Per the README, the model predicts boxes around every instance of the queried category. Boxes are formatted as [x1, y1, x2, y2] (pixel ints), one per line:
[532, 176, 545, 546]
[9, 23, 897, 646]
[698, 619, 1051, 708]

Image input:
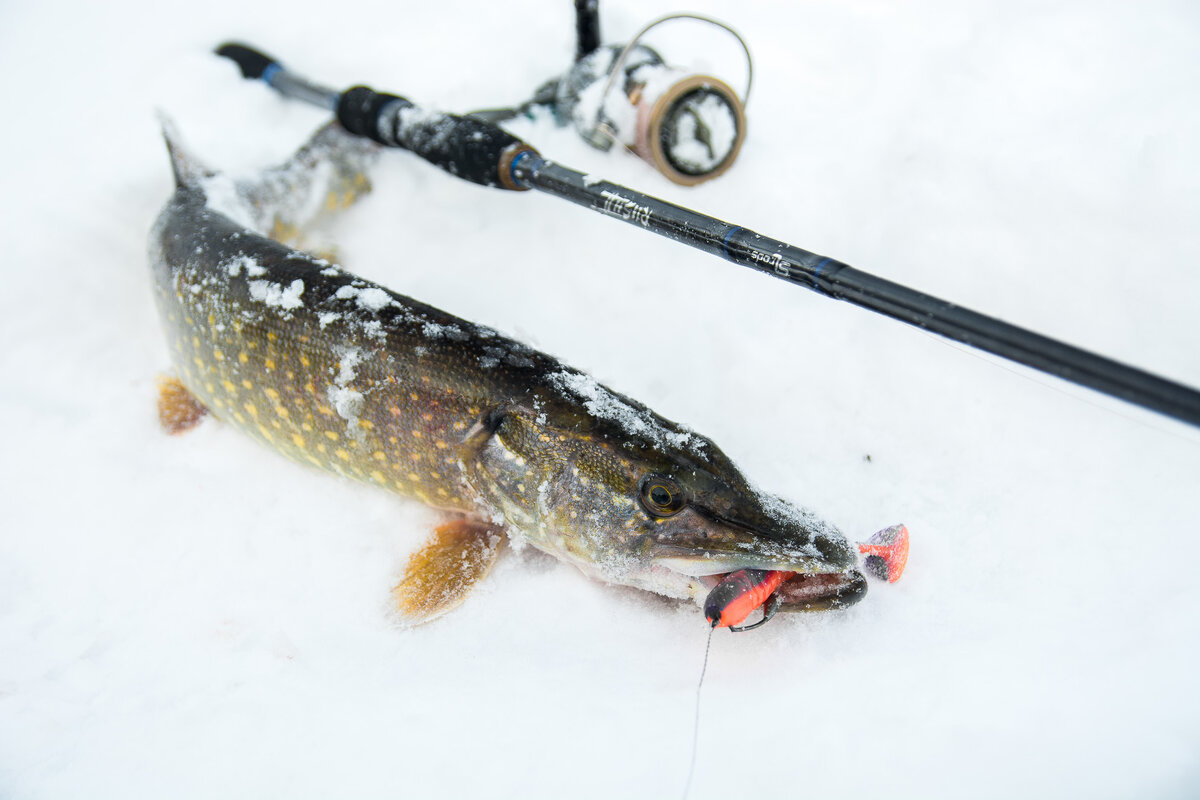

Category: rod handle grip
[337, 86, 537, 191]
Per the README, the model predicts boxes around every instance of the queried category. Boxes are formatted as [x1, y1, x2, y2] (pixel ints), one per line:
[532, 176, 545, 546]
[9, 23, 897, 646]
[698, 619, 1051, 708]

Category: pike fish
[149, 121, 868, 624]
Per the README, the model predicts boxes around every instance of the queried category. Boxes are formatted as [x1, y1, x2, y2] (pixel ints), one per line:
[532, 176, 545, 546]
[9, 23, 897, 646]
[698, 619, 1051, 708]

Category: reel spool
[558, 13, 752, 186]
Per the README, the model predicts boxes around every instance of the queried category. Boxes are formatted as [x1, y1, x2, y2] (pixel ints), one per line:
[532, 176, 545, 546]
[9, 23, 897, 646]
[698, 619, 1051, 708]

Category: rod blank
[215, 42, 1200, 429]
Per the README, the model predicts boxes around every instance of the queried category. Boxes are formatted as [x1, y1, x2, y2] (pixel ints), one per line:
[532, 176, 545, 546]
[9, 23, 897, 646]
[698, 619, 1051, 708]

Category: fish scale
[153, 184, 546, 513]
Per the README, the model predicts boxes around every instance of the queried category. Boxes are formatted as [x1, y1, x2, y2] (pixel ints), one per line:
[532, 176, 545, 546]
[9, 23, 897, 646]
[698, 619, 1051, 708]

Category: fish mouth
[655, 550, 868, 613]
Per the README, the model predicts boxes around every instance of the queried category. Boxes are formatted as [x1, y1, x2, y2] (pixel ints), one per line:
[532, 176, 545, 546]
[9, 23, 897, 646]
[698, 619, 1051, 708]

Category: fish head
[465, 371, 864, 607]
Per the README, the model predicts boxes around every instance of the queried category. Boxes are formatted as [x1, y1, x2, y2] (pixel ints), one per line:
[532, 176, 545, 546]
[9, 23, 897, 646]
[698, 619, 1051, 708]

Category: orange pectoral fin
[391, 519, 505, 626]
[157, 375, 208, 434]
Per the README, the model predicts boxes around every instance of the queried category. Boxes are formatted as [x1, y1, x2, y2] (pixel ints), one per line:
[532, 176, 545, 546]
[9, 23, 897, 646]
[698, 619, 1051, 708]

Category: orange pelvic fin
[157, 374, 208, 435]
[391, 519, 505, 626]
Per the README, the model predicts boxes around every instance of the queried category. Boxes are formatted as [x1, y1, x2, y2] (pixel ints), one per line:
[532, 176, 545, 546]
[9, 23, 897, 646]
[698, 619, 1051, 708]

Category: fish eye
[638, 475, 685, 517]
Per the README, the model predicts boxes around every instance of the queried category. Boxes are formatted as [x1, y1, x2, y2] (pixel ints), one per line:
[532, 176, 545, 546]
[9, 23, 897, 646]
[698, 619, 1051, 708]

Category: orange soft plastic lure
[703, 524, 910, 632]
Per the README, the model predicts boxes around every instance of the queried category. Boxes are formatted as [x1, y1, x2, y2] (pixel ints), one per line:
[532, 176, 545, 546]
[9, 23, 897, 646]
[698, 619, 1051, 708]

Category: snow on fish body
[148, 121, 867, 623]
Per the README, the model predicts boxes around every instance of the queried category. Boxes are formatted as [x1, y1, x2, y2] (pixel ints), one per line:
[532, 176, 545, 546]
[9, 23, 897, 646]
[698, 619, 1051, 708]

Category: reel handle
[216, 42, 538, 191]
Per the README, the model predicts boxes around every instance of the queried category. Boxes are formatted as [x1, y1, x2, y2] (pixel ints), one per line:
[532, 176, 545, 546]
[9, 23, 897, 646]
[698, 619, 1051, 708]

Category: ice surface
[2, 2, 1200, 799]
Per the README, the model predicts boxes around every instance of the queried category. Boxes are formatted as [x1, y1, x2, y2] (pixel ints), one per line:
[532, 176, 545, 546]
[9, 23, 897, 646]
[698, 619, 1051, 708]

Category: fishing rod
[214, 42, 1200, 430]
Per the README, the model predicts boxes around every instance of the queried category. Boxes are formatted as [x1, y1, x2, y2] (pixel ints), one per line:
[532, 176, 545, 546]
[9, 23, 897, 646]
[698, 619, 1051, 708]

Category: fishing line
[682, 624, 715, 800]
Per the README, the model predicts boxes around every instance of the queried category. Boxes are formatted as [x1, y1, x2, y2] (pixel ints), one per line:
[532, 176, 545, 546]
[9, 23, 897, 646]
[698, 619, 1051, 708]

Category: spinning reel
[475, 1, 753, 185]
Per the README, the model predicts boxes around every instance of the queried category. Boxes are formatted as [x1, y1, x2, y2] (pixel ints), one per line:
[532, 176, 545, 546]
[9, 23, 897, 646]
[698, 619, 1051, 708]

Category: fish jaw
[643, 506, 868, 609]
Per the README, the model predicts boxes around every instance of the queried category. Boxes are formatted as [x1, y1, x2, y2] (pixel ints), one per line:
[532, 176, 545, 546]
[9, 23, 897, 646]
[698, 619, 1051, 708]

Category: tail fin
[157, 111, 214, 187]
[242, 121, 382, 236]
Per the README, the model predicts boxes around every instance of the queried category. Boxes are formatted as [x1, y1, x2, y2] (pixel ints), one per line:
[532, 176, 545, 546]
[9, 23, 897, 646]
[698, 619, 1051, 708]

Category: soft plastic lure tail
[858, 524, 910, 583]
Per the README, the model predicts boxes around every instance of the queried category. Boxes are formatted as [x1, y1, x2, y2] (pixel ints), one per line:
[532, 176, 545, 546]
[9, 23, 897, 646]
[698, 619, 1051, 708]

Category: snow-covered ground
[2, 1, 1199, 797]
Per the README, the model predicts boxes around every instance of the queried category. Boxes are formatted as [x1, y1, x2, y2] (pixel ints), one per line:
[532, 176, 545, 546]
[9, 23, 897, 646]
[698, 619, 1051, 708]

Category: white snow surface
[3, 1, 1200, 798]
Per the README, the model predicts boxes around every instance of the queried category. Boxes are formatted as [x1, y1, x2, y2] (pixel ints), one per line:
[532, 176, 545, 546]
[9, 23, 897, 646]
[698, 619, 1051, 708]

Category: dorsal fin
[157, 111, 215, 188]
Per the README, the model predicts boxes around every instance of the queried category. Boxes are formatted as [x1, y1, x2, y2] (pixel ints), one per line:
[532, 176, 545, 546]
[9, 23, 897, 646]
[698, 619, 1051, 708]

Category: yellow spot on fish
[317, 443, 327, 453]
[265, 388, 279, 400]
[301, 422, 313, 432]
[264, 358, 276, 371]
[409, 392, 419, 401]
[412, 430, 423, 438]
[213, 348, 224, 362]
[267, 332, 277, 343]
[244, 402, 258, 418]
[274, 405, 289, 419]
[408, 472, 421, 482]
[453, 421, 466, 431]
[222, 380, 237, 394]
[359, 419, 374, 430]
[324, 430, 338, 441]
[421, 413, 433, 422]
[258, 425, 274, 442]
[204, 381, 215, 394]
[292, 433, 306, 448]
[409, 453, 421, 462]
[238, 351, 249, 364]
[468, 406, 480, 415]
[373, 451, 386, 461]
[233, 412, 247, 424]
[191, 336, 200, 349]
[435, 440, 447, 449]
[437, 488, 449, 498]
[300, 355, 310, 368]
[517, 483, 525, 493]
[335, 448, 350, 461]
[371, 470, 386, 483]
